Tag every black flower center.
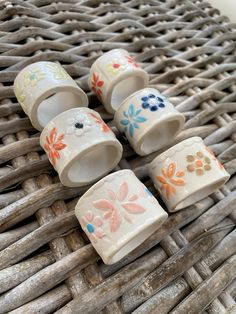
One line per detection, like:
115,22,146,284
75,122,83,129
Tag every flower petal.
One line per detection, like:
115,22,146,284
129,124,134,137
176,171,184,177
122,203,145,213
97,80,104,87
128,103,134,117
110,208,121,232
107,189,116,201
128,194,138,201
135,109,142,116
124,212,132,223
121,119,129,126
94,216,103,227
50,127,56,143
118,181,129,201
133,116,147,123
95,229,104,239
85,211,94,222
44,143,50,151
167,163,176,178
93,199,114,211
53,142,66,150
170,178,185,186
157,176,167,184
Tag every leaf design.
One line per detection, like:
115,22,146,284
133,116,147,123
50,127,56,143
129,124,134,137
118,181,128,202
122,203,146,213
53,142,67,150
93,199,114,211
121,119,129,126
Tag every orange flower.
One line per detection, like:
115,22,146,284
91,73,104,99
206,147,224,169
44,127,66,166
156,163,185,199
89,113,110,133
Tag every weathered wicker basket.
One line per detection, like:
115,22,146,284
0,0,235,313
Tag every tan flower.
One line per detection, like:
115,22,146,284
186,151,211,176
24,68,45,87
46,63,71,80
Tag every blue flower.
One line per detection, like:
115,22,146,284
141,93,165,112
120,103,147,137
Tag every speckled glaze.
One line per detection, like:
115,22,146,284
14,61,88,131
149,137,230,212
75,169,168,265
40,108,123,187
89,49,149,113
114,88,185,156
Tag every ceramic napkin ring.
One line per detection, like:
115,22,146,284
149,137,230,212
88,49,149,114
40,108,123,187
114,88,185,155
14,61,88,131
75,169,168,264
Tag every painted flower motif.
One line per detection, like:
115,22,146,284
106,59,126,75
91,73,104,99
44,127,66,166
206,147,224,169
126,55,140,68
157,163,185,199
141,93,165,112
93,181,146,233
14,83,26,105
186,151,212,176
120,103,147,137
89,112,110,133
81,211,105,243
66,113,92,136
46,63,71,80
24,68,45,86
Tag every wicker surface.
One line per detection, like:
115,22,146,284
0,0,235,313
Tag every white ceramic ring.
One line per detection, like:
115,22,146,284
14,61,88,131
149,137,230,212
88,49,149,113
40,108,123,187
75,169,168,264
114,88,185,155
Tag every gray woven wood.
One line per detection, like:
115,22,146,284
0,0,235,313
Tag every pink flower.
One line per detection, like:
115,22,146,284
126,55,140,68
81,211,105,243
93,181,145,233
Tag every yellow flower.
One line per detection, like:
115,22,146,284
46,63,71,80
106,60,126,75
24,68,45,87
14,83,26,104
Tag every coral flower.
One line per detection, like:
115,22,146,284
157,163,185,199
44,127,66,166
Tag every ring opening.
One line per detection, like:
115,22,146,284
38,91,82,127
140,119,181,154
67,144,119,184
111,76,145,110
108,214,167,264
174,178,227,211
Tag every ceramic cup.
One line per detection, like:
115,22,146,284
40,108,123,187
114,88,185,155
88,49,149,113
149,137,230,212
14,61,88,131
75,169,168,264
